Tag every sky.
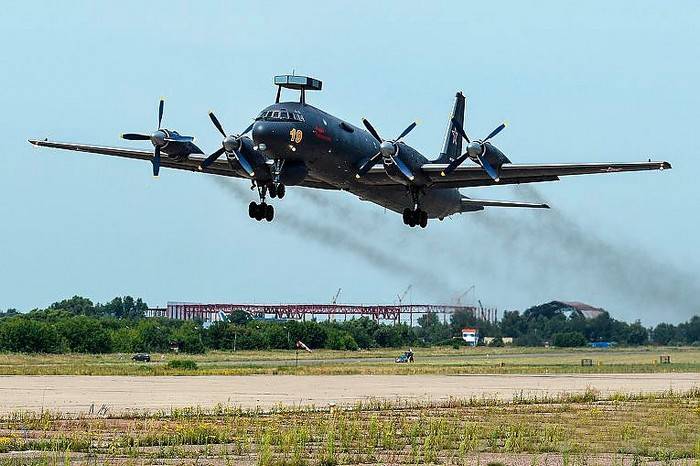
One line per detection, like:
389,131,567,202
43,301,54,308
1,1,698,325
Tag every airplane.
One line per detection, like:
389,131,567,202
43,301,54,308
29,74,671,228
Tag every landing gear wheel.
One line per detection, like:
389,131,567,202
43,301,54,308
265,204,274,222
254,203,266,221
402,208,412,225
269,184,278,198
248,202,257,219
419,210,428,228
277,183,286,199
408,211,417,227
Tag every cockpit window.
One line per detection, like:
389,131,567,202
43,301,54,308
256,109,305,122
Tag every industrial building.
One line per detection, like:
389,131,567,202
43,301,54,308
146,301,499,326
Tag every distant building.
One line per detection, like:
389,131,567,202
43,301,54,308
462,328,479,346
552,301,607,320
483,336,514,345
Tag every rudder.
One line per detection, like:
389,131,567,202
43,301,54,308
435,92,465,164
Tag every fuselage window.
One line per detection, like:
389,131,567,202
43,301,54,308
280,110,289,120
272,111,280,119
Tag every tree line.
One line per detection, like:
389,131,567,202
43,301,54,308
0,296,698,353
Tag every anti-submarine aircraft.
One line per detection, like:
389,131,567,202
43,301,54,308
30,75,671,228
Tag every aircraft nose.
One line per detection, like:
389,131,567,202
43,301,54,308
253,121,293,156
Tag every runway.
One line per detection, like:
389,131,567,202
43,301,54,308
1,373,698,414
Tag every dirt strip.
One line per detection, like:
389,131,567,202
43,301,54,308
0,373,698,414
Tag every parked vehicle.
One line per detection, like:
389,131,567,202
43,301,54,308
131,353,151,362
395,349,414,363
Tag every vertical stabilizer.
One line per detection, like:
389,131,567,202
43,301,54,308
435,92,465,163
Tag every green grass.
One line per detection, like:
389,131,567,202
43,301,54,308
0,389,699,465
0,346,698,376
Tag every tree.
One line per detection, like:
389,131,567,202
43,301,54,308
172,322,205,354
652,323,676,345
0,317,64,353
626,321,649,345
552,331,587,347
49,296,95,316
56,316,112,353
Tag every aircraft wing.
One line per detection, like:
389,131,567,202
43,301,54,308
28,139,338,189
419,161,671,188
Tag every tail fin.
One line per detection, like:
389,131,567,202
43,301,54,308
434,92,465,163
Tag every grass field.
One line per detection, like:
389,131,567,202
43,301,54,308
0,346,698,376
0,389,698,465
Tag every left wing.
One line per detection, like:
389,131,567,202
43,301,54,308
28,139,338,189
362,160,670,188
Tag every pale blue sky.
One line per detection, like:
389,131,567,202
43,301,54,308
1,1,698,324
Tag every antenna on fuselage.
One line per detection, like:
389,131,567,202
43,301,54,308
273,75,322,106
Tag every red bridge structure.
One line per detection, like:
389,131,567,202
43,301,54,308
146,302,498,326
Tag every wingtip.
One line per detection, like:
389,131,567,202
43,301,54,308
542,203,551,209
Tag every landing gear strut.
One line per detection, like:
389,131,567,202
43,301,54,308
402,187,428,228
248,183,274,222
268,159,286,199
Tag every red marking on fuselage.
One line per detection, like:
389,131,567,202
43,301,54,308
313,126,332,142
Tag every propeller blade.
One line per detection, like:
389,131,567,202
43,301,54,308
396,121,417,141
152,146,161,177
235,151,256,177
440,153,469,177
121,133,151,141
241,122,254,136
450,117,470,143
199,146,225,170
477,153,500,182
209,112,226,138
392,155,415,181
164,134,194,143
157,99,164,129
355,152,382,178
361,118,382,143
484,122,506,142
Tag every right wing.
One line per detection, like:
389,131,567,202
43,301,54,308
28,139,338,190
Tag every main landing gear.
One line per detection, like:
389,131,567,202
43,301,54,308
403,187,428,228
248,178,286,222
249,201,273,222
403,208,428,228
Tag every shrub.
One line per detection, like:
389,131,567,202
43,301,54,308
167,359,198,370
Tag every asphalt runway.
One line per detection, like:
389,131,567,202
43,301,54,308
1,373,698,415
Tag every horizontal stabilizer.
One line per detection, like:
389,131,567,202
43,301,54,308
461,196,550,210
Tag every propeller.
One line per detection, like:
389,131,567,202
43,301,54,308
121,99,194,176
356,118,418,181
440,117,507,181
199,112,255,177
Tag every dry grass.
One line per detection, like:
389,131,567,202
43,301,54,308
0,390,699,465
0,347,698,376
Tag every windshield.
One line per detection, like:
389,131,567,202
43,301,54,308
256,109,305,122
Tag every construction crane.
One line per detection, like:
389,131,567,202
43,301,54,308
455,285,475,306
331,288,342,305
396,285,413,305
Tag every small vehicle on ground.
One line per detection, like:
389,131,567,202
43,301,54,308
395,350,415,363
131,353,151,362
